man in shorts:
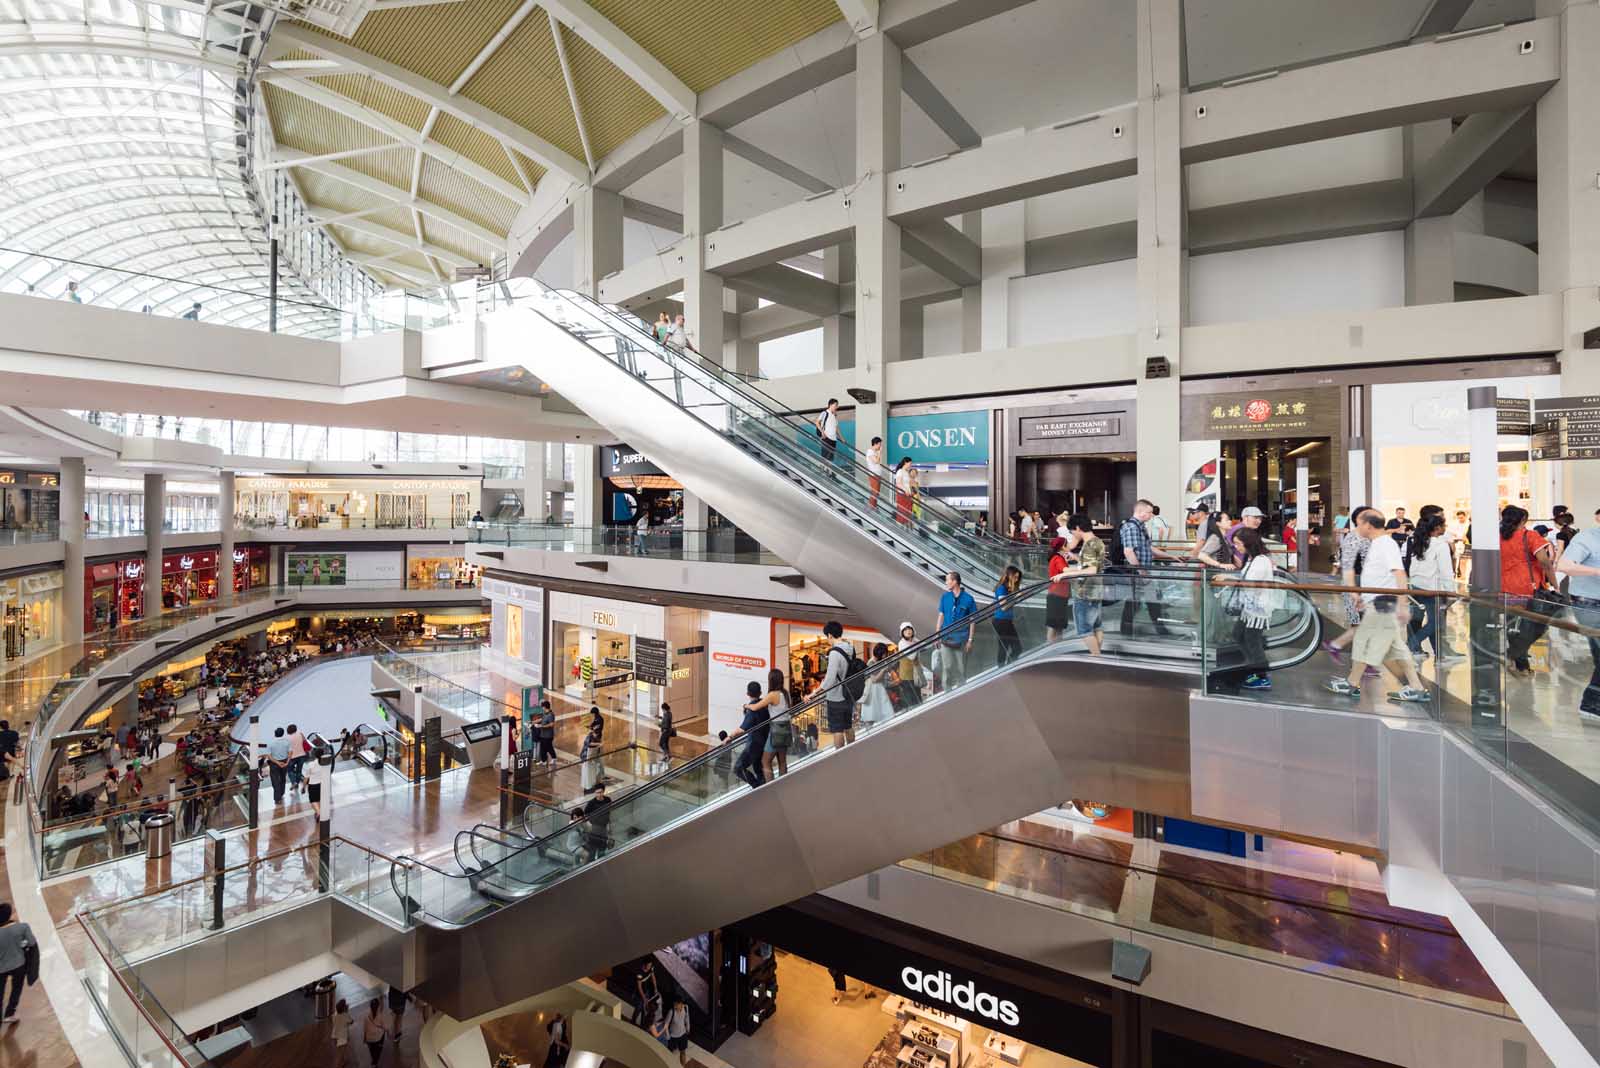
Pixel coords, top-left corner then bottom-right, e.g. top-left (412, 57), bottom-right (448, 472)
top-left (1326, 510), bottom-right (1430, 703)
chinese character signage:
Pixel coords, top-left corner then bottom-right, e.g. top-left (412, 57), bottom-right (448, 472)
top-left (1183, 387), bottom-right (1339, 439)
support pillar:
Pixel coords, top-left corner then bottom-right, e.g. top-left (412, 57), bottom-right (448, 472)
top-left (900, 303), bottom-right (924, 361)
top-left (574, 187), bottom-right (624, 298)
top-left (521, 442), bottom-right (555, 521)
top-left (1538, 0), bottom-right (1600, 507)
top-left (961, 212), bottom-right (983, 353)
top-left (682, 493), bottom-right (709, 554)
top-left (980, 158), bottom-right (1024, 352)
top-left (143, 472), bottom-right (164, 619)
top-left (60, 456), bottom-right (85, 645)
top-left (1467, 386), bottom-right (1503, 725)
top-left (822, 247), bottom-right (855, 371)
top-left (573, 445), bottom-right (604, 530)
top-left (852, 32), bottom-right (902, 449)
top-left (218, 470), bottom-right (235, 600)
top-left (726, 293), bottom-right (760, 376)
top-left (1403, 121), bottom-right (1455, 306)
top-left (684, 121), bottom-right (725, 364)
top-left (1133, 0), bottom-right (1186, 520)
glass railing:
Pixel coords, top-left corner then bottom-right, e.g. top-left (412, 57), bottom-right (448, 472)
top-left (470, 523), bottom-right (783, 564)
top-left (0, 520), bottom-right (60, 544)
top-left (480, 277), bottom-right (1049, 588)
top-left (36, 776), bottom-right (252, 879)
top-left (78, 908), bottom-right (212, 1068)
top-left (0, 246), bottom-right (401, 341)
top-left (239, 515), bottom-right (484, 532)
top-left (384, 570), bottom-right (1327, 924)
top-left (86, 517), bottom-right (222, 538)
top-left (902, 825), bottom-right (1511, 1013)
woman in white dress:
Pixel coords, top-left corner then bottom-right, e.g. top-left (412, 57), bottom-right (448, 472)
top-left (859, 642), bottom-right (896, 729)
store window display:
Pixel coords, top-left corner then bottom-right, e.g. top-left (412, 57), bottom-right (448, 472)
top-left (776, 620), bottom-right (890, 707)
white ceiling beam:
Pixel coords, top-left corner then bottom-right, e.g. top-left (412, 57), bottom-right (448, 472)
top-left (540, 0), bottom-right (696, 120)
top-left (450, 0), bottom-right (537, 93)
top-left (282, 206), bottom-right (384, 234)
top-left (263, 142), bottom-right (402, 171)
top-left (312, 209), bottom-right (480, 269)
top-left (347, 253), bottom-right (433, 286)
top-left (261, 73), bottom-right (528, 203)
top-left (270, 23), bottom-right (588, 182)
top-left (548, 12), bottom-right (596, 173)
top-left (833, 0), bottom-right (879, 37)
top-left (276, 148), bottom-right (507, 248)
top-left (0, 35), bottom-right (236, 75)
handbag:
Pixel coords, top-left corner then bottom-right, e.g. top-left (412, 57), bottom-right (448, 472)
top-left (767, 717), bottom-right (792, 748)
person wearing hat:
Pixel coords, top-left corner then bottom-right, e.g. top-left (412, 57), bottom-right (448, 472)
top-left (1229, 506), bottom-right (1265, 565)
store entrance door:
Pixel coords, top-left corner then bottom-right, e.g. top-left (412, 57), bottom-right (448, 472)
top-left (1216, 437), bottom-right (1330, 542)
top-left (1015, 455), bottom-right (1135, 529)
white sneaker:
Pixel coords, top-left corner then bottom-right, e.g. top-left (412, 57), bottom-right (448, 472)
top-left (1388, 687), bottom-right (1431, 704)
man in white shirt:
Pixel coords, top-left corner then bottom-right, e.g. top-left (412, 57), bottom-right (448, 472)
top-left (816, 399), bottom-right (841, 467)
top-left (1326, 510), bottom-right (1430, 703)
top-left (1019, 510), bottom-right (1036, 541)
top-left (667, 313), bottom-right (698, 356)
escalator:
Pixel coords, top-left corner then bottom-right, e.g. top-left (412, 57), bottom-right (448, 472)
top-left (368, 575), bottom-right (1324, 1019)
top-left (476, 277), bottom-right (1047, 636)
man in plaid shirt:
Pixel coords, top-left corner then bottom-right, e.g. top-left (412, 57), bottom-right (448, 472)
top-left (1118, 499), bottom-right (1178, 635)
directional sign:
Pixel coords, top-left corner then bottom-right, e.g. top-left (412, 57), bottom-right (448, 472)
top-left (1532, 396), bottom-right (1600, 459)
top-left (1496, 397), bottom-right (1533, 436)
top-left (635, 637), bottom-right (670, 687)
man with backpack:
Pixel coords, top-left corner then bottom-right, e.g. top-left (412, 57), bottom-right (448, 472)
top-left (816, 620), bottom-right (864, 748)
top-left (935, 571), bottom-right (978, 689)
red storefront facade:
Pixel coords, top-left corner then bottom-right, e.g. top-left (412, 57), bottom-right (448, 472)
top-left (85, 544), bottom-right (269, 633)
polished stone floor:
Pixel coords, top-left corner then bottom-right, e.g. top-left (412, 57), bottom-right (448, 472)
top-left (0, 798), bottom-right (83, 1068)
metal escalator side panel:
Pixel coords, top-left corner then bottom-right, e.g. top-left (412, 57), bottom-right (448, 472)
top-left (504, 306), bottom-right (942, 635)
top-left (403, 651), bottom-right (1196, 1020)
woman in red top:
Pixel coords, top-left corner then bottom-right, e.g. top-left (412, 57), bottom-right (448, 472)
top-left (1500, 505), bottom-right (1558, 676)
top-left (1046, 537), bottom-right (1074, 641)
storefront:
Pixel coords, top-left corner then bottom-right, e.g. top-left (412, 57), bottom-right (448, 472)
top-left (1, 568), bottom-right (64, 658)
top-left (231, 545), bottom-right (271, 592)
top-left (1367, 374), bottom-right (1561, 523)
top-left (235, 475), bottom-right (478, 529)
top-left (0, 469), bottom-right (60, 534)
top-left (883, 408), bottom-right (992, 522)
top-left (548, 591), bottom-right (702, 723)
top-left (161, 550), bottom-right (217, 609)
top-left (603, 445), bottom-right (685, 526)
top-left (87, 549), bottom-right (227, 630)
top-left (774, 618), bottom-right (891, 710)
top-left (1180, 385), bottom-right (1343, 546)
top-left (996, 391), bottom-right (1138, 529)
top-left (406, 543), bottom-right (479, 589)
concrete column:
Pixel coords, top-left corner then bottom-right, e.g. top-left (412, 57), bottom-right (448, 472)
top-left (143, 472), bottom-right (164, 619)
top-left (726, 293), bottom-right (760, 376)
top-left (546, 443), bottom-right (569, 521)
top-left (573, 187), bottom-right (624, 298)
top-left (960, 212), bottom-right (983, 353)
top-left (821, 246), bottom-right (855, 370)
top-left (1403, 121), bottom-right (1455, 305)
top-left (572, 445), bottom-right (605, 529)
top-left (852, 32), bottom-right (902, 448)
top-left (683, 121), bottom-right (725, 364)
top-left (60, 456), bottom-right (85, 645)
top-left (218, 469), bottom-right (235, 600)
top-left (1538, 0), bottom-right (1600, 505)
top-left (980, 155), bottom-right (1025, 352)
top-left (1133, 0), bottom-right (1186, 519)
top-left (681, 492), bottom-right (709, 554)
top-left (521, 442), bottom-right (554, 520)
top-left (900, 303), bottom-right (924, 361)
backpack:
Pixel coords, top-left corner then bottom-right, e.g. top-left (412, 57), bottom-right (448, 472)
top-left (833, 645), bottom-right (868, 702)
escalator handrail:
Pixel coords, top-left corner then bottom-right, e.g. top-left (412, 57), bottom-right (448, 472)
top-left (516, 282), bottom-right (1048, 572)
top-left (569, 289), bottom-right (1052, 565)
top-left (389, 569), bottom-right (1321, 906)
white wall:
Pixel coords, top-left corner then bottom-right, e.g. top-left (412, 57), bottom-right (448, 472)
top-left (706, 610), bottom-right (773, 736)
top-left (1188, 232), bottom-right (1405, 326)
top-left (1186, 130), bottom-right (1403, 210)
top-left (922, 299), bottom-right (964, 358)
top-left (759, 327), bottom-right (824, 378)
top-left (1007, 258), bottom-right (1138, 345)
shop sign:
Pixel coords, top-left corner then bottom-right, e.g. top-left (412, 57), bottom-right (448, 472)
top-left (232, 549), bottom-right (248, 565)
top-left (603, 446), bottom-right (664, 479)
top-left (886, 411), bottom-right (989, 465)
top-left (592, 609), bottom-right (618, 628)
top-left (1497, 397), bottom-right (1533, 436)
top-left (91, 563), bottom-right (117, 583)
top-left (1020, 415), bottom-right (1120, 442)
top-left (1184, 387), bottom-right (1339, 438)
top-left (900, 967), bottom-right (1020, 1027)
top-left (712, 651), bottom-right (765, 670)
top-left (634, 636), bottom-right (670, 686)
top-left (163, 551), bottom-right (216, 575)
top-left (119, 559), bottom-right (144, 581)
top-left (22, 571), bottom-right (62, 594)
top-left (601, 656), bottom-right (634, 669)
top-left (1431, 450), bottom-right (1531, 465)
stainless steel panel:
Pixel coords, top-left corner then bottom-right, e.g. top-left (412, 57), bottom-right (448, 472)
top-left (1189, 697), bottom-right (1284, 831)
top-left (1380, 722), bottom-right (1441, 870)
top-left (1491, 779), bottom-right (1546, 986)
top-left (1534, 817), bottom-right (1600, 1053)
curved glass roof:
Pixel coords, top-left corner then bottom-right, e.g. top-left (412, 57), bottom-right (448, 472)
top-left (0, 0), bottom-right (374, 334)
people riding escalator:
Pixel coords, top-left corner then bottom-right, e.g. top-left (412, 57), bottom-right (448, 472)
top-left (1213, 527), bottom-right (1279, 693)
top-left (991, 566), bottom-right (1024, 664)
top-left (731, 681), bottom-right (770, 789)
top-left (1116, 499), bottom-right (1177, 637)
